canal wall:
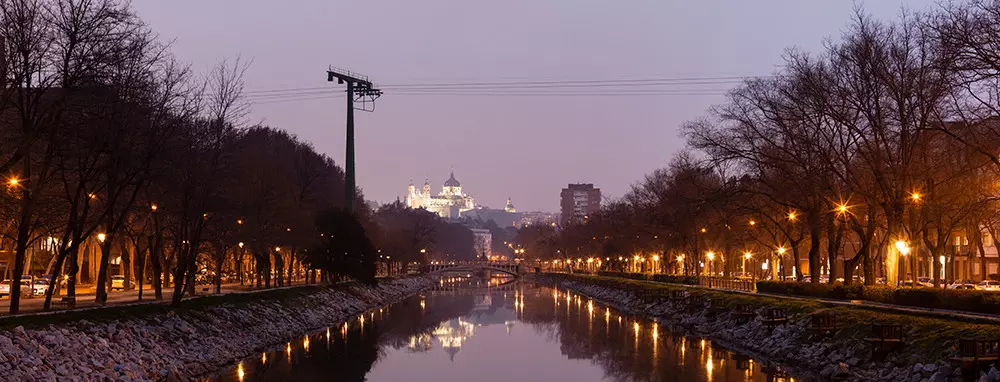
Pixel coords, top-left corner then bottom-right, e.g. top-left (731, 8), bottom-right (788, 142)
top-left (0, 277), bottom-right (434, 382)
top-left (533, 273), bottom-right (990, 382)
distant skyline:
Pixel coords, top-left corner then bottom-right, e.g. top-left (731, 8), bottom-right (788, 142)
top-left (131, 0), bottom-right (936, 212)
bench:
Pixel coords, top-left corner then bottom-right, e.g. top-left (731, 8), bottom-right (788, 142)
top-left (731, 353), bottom-right (752, 370)
top-left (733, 304), bottom-right (756, 325)
top-left (760, 307), bottom-right (787, 330)
top-left (864, 322), bottom-right (904, 355)
top-left (668, 290), bottom-right (688, 305)
top-left (684, 294), bottom-right (707, 314)
top-left (809, 312), bottom-right (838, 338)
top-left (950, 337), bottom-right (1000, 372)
top-left (760, 363), bottom-right (790, 379)
top-left (706, 298), bottom-right (728, 316)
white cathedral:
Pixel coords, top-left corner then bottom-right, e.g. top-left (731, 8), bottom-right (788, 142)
top-left (406, 172), bottom-right (477, 219)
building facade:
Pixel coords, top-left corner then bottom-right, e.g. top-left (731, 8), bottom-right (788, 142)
top-left (560, 184), bottom-right (601, 226)
top-left (406, 172), bottom-right (476, 219)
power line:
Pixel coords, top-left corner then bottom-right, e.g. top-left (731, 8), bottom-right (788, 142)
top-left (389, 92), bottom-right (726, 97)
top-left (252, 94), bottom-right (345, 105)
top-left (235, 74), bottom-right (766, 96)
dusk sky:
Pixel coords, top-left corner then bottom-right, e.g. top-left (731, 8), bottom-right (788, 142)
top-left (131, 1), bottom-right (935, 213)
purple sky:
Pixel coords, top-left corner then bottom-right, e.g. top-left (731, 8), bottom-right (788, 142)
top-left (132, 1), bottom-right (934, 212)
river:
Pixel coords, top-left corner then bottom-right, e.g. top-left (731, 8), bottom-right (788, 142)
top-left (212, 275), bottom-right (801, 381)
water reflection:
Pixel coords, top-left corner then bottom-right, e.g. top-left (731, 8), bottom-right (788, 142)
top-left (214, 276), bottom-right (799, 382)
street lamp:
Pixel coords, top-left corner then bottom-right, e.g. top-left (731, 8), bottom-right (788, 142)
top-left (911, 192), bottom-right (922, 202)
top-left (238, 242), bottom-right (244, 248)
top-left (706, 251), bottom-right (715, 276)
top-left (837, 204), bottom-right (849, 215)
top-left (895, 240), bottom-right (910, 255)
top-left (7, 177), bottom-right (19, 187)
top-left (787, 211), bottom-right (797, 221)
top-left (151, 204), bottom-right (158, 212)
top-left (97, 233), bottom-right (106, 243)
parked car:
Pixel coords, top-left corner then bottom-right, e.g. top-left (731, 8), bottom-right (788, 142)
top-left (977, 280), bottom-right (1000, 290)
top-left (111, 275), bottom-right (126, 291)
top-left (897, 281), bottom-right (925, 288)
top-left (950, 284), bottom-right (977, 290)
top-left (976, 280), bottom-right (1000, 291)
top-left (0, 280), bottom-right (10, 297)
top-left (31, 279), bottom-right (49, 296)
top-left (915, 277), bottom-right (934, 287)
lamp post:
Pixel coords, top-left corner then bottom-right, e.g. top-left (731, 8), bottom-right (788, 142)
top-left (706, 251), bottom-right (716, 276)
top-left (776, 247), bottom-right (786, 281)
top-left (895, 240), bottom-right (911, 284)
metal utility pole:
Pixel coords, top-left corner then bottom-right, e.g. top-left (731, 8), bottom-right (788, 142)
top-left (327, 67), bottom-right (381, 212)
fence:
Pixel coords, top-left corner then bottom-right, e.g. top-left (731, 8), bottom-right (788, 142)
top-left (699, 276), bottom-right (756, 292)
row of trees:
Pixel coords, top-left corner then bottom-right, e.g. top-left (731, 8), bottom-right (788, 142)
top-left (521, 2), bottom-right (1000, 286)
top-left (0, 0), bottom-right (448, 313)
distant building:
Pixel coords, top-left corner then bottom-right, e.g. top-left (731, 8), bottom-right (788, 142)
top-left (464, 199), bottom-right (521, 228)
top-left (406, 171), bottom-right (476, 219)
top-left (519, 211), bottom-right (560, 227)
top-left (470, 228), bottom-right (492, 260)
top-left (560, 184), bottom-right (601, 225)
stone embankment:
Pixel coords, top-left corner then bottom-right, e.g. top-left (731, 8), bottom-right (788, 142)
top-left (0, 277), bottom-right (433, 382)
top-left (535, 273), bottom-right (997, 382)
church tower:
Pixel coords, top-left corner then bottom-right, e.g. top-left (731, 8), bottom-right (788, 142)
top-left (505, 197), bottom-right (516, 213)
top-left (406, 179), bottom-right (417, 208)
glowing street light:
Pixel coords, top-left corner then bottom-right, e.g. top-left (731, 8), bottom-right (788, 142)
top-left (777, 247), bottom-right (786, 255)
top-left (275, 247), bottom-right (281, 252)
top-left (744, 252), bottom-right (752, 260)
top-left (7, 177), bottom-right (19, 186)
top-left (238, 242), bottom-right (244, 248)
top-left (837, 204), bottom-right (849, 215)
top-left (420, 249), bottom-right (427, 254)
top-left (911, 192), bottom-right (922, 202)
top-left (787, 211), bottom-right (797, 221)
top-left (706, 251), bottom-right (715, 261)
top-left (97, 233), bottom-right (106, 243)
top-left (150, 204), bottom-right (158, 212)
top-left (748, 220), bottom-right (756, 226)
top-left (895, 240), bottom-right (910, 255)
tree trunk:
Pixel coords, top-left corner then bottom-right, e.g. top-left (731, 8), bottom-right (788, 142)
top-left (214, 244), bottom-right (224, 295)
top-left (95, 237), bottom-right (113, 305)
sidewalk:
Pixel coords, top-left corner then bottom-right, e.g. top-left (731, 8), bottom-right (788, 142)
top-left (0, 282), bottom-right (254, 317)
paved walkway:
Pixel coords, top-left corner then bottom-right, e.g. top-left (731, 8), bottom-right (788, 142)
top-left (0, 281), bottom-right (312, 317)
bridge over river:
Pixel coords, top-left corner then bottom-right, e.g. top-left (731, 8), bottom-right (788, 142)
top-left (427, 261), bottom-right (522, 277)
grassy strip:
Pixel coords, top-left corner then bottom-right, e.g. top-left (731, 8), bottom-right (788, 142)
top-left (757, 280), bottom-right (1000, 315)
top-left (546, 273), bottom-right (1000, 361)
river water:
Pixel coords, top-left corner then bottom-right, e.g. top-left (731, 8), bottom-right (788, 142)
top-left (213, 275), bottom-right (800, 382)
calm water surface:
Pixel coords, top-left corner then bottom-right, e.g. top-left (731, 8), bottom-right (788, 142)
top-left (214, 276), bottom-right (801, 382)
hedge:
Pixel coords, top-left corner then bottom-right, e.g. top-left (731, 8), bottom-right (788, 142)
top-left (756, 281), bottom-right (1000, 315)
top-left (595, 271), bottom-right (698, 285)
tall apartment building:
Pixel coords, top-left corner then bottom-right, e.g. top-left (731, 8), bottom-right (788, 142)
top-left (560, 184), bottom-right (601, 226)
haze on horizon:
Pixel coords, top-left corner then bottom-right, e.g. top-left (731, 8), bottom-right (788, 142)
top-left (130, 0), bottom-right (935, 213)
